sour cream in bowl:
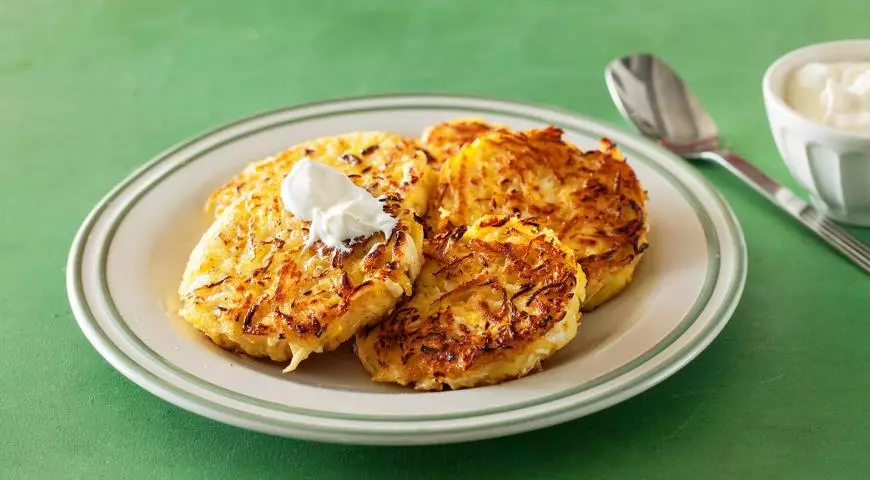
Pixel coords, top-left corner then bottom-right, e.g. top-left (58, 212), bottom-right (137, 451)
top-left (786, 61), bottom-right (870, 134)
top-left (763, 40), bottom-right (870, 226)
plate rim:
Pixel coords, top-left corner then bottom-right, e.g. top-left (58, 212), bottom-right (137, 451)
top-left (67, 93), bottom-right (747, 444)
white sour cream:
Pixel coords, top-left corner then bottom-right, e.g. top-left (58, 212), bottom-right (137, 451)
top-left (280, 159), bottom-right (395, 253)
top-left (785, 62), bottom-right (870, 134)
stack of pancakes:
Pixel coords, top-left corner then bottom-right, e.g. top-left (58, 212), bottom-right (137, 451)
top-left (178, 119), bottom-right (648, 390)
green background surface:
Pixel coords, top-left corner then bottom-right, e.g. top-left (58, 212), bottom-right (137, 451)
top-left (2, 0), bottom-right (869, 478)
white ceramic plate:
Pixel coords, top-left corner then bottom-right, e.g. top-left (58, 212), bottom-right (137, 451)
top-left (67, 94), bottom-right (746, 445)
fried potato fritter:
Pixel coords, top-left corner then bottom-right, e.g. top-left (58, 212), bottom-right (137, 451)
top-left (432, 127), bottom-right (648, 311)
top-left (178, 132), bottom-right (433, 371)
top-left (354, 215), bottom-right (586, 391)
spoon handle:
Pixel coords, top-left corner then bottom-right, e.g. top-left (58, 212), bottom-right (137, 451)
top-left (700, 150), bottom-right (870, 274)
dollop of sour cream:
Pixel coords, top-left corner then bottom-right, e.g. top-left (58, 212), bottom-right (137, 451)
top-left (785, 62), bottom-right (870, 134)
top-left (280, 159), bottom-right (395, 253)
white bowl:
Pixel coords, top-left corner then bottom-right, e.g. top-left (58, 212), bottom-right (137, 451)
top-left (762, 39), bottom-right (870, 227)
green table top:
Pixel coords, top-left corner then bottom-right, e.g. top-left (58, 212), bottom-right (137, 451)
top-left (3, 0), bottom-right (869, 478)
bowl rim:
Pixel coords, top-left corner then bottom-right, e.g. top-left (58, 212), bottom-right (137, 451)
top-left (762, 38), bottom-right (870, 142)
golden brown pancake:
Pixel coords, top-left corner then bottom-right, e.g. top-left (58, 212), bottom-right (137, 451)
top-left (178, 132), bottom-right (433, 371)
top-left (355, 215), bottom-right (585, 390)
top-left (432, 127), bottom-right (648, 310)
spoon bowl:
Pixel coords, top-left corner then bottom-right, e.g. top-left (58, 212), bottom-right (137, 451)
top-left (605, 53), bottom-right (720, 156)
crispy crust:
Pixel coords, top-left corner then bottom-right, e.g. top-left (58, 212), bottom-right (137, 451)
top-left (354, 215), bottom-right (586, 391)
top-left (433, 127), bottom-right (648, 310)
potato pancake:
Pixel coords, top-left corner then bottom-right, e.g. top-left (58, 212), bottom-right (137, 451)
top-left (432, 127), bottom-right (648, 311)
top-left (355, 215), bottom-right (586, 391)
top-left (178, 132), bottom-right (433, 371)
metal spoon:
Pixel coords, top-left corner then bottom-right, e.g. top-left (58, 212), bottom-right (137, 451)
top-left (605, 53), bottom-right (870, 273)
